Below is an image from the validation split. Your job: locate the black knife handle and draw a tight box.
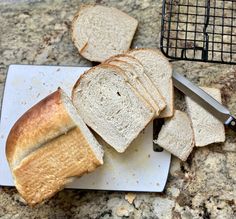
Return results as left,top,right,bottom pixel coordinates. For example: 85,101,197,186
226,116,236,132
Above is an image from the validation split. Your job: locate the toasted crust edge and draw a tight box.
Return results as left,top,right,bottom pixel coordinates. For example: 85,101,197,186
71,4,95,59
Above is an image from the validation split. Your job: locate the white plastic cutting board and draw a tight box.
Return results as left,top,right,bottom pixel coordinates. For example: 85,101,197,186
0,64,171,192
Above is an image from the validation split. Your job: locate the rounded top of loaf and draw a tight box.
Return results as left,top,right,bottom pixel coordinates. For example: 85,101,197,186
6,88,74,169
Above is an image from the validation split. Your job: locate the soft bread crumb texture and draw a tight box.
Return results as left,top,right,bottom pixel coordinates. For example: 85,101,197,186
72,64,155,153
106,59,161,116
71,5,138,62
156,110,194,161
104,54,166,111
128,49,174,118
186,87,225,147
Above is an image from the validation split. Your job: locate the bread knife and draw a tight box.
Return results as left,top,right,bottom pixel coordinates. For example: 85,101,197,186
172,71,236,132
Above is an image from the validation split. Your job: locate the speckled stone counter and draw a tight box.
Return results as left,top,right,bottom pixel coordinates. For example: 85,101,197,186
0,0,235,218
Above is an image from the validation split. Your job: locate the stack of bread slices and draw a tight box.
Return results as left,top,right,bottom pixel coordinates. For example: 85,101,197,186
6,5,225,206
72,48,174,153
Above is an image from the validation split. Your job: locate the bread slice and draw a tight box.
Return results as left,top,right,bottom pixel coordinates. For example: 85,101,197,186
105,59,161,116
105,54,166,113
155,110,194,161
186,87,225,147
71,5,138,62
127,49,174,118
72,64,155,153
6,88,104,205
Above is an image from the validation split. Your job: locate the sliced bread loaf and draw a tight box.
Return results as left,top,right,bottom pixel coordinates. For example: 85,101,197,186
186,87,225,147
6,88,104,205
72,64,155,153
71,5,138,62
105,59,161,116
128,49,174,118
105,54,166,112
155,110,194,161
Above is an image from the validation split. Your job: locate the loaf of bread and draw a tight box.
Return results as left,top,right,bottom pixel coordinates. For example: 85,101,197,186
186,87,225,147
72,64,155,153
155,110,194,161
6,88,104,205
128,49,174,118
71,5,138,62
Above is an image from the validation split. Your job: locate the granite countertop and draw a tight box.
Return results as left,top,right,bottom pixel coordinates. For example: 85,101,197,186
0,0,235,218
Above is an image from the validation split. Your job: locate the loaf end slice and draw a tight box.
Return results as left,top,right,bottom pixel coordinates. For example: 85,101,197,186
71,5,138,62
72,64,155,153
186,87,225,147
6,88,103,205
155,110,194,161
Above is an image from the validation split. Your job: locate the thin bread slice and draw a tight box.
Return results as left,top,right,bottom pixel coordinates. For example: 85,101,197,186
71,5,138,62
106,59,161,116
6,88,104,205
72,64,155,153
155,110,194,161
105,54,166,112
127,49,174,118
186,87,225,147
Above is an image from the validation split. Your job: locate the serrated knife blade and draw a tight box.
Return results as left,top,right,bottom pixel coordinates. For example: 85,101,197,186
172,71,236,132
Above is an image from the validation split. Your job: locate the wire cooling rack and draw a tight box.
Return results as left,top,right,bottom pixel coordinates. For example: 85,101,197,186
160,0,236,64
